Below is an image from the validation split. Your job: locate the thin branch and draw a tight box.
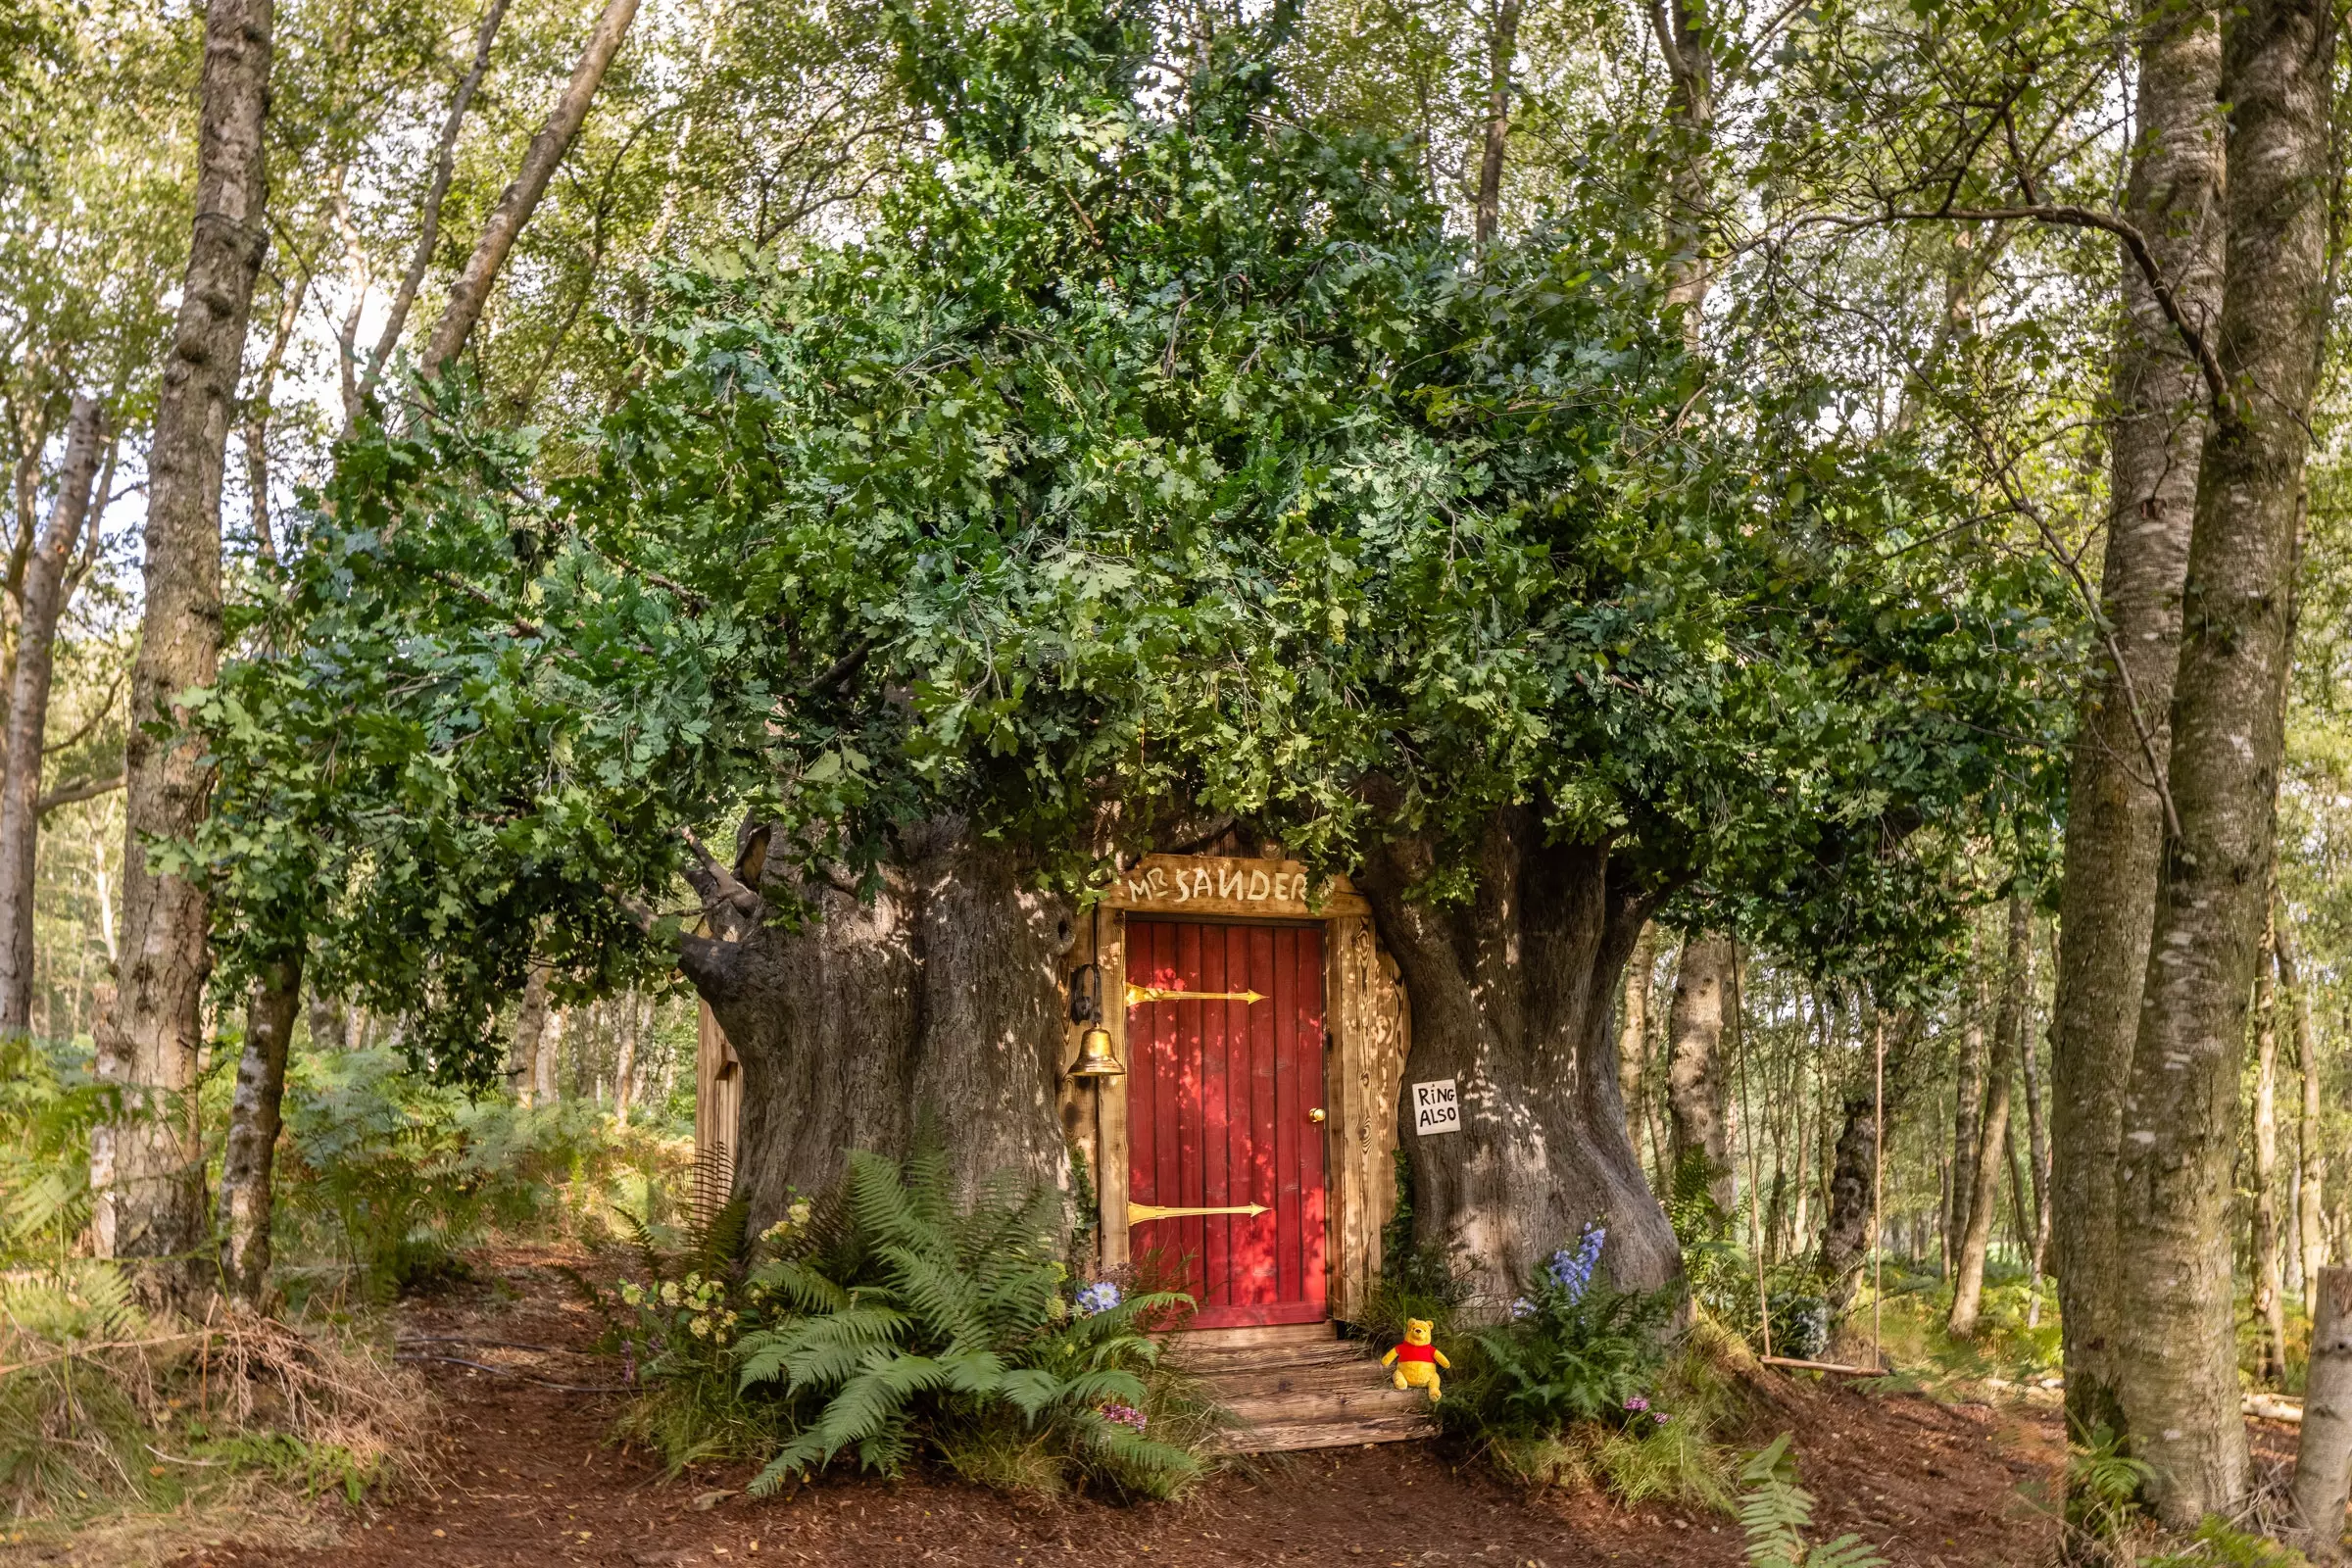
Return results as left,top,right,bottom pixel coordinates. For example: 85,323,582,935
37,771,123,816
1821,202,2231,421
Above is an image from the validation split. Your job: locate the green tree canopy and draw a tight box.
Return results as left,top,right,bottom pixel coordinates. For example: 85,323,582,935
185,0,2077,1080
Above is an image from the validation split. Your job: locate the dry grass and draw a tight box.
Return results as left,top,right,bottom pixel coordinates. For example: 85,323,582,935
0,1263,429,1558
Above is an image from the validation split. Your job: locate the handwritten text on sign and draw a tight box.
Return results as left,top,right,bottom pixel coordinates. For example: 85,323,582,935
1412,1079,1460,1137
1125,861,1315,907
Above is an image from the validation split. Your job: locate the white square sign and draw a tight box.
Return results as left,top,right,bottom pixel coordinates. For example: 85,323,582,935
1411,1078,1459,1136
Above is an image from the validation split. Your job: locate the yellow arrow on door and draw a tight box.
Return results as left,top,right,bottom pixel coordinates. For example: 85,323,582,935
1127,1201,1269,1226
1124,984,1265,1007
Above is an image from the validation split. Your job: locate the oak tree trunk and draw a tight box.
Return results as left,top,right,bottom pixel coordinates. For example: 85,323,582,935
2049,0,2224,1452
92,0,274,1296
2110,0,2333,1519
1951,895,2028,1337
1665,932,1737,1214
0,394,103,1032
677,819,1075,1238
1650,0,1713,340
1360,814,1680,1311
217,951,301,1305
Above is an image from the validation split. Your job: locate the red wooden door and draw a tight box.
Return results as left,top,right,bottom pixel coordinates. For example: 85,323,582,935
1125,919,1328,1328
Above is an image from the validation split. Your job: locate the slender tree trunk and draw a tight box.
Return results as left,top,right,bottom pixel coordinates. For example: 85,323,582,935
1817,1009,1920,1312
535,1005,564,1103
1951,895,2029,1336
1947,968,1987,1268
612,987,638,1126
1618,920,1657,1157
2022,996,2053,1279
2049,0,2225,1460
2111,0,2333,1520
1473,0,1524,244
1648,0,1713,339
2293,1267,2352,1559
512,964,549,1104
420,0,642,376
91,0,273,1297
2281,903,2329,1298
1666,932,1737,1213
2256,910,2289,1383
0,395,102,1032
355,0,511,411
1359,817,1679,1308
217,950,300,1305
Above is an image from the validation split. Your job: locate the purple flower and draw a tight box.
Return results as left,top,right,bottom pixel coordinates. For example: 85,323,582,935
1624,1396,1649,1412
1075,1281,1123,1315
1652,1411,1671,1425
1544,1222,1608,1302
1099,1401,1148,1432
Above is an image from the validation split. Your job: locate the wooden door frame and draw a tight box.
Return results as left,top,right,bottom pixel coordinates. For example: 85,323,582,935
1069,855,1408,1325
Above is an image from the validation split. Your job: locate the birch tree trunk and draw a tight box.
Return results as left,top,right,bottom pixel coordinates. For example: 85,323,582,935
420,0,642,375
512,964,549,1105
2282,905,2329,1298
2048,0,2225,1454
1666,932,1737,1213
91,0,274,1297
2293,1267,2352,1560
2111,0,2334,1519
1649,0,1712,337
1473,0,1523,245
217,952,301,1305
1618,920,1657,1158
0,394,103,1032
1817,1009,1920,1312
1946,969,1986,1268
612,989,638,1127
1950,895,2028,1337
2256,911,2289,1383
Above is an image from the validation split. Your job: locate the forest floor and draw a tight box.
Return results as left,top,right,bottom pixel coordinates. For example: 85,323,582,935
30,1245,2144,1568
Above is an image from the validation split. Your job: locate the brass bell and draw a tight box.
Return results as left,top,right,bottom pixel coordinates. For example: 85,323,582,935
1069,1024,1126,1079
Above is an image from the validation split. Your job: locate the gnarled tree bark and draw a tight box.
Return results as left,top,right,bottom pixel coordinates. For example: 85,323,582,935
1358,813,1680,1311
676,818,1075,1236
2110,0,2333,1519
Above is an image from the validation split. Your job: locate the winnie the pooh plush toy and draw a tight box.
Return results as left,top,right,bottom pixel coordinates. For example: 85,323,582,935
1382,1318,1450,1403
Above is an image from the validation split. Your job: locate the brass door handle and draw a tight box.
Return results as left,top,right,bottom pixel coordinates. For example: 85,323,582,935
1309,1107,1326,1123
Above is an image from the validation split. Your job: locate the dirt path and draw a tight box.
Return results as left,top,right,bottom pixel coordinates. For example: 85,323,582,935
166,1249,2064,1568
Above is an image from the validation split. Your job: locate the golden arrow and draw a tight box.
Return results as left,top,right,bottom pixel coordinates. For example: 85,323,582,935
1124,984,1265,1007
1127,1201,1269,1226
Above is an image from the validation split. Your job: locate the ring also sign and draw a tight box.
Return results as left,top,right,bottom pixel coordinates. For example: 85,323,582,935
1411,1078,1459,1136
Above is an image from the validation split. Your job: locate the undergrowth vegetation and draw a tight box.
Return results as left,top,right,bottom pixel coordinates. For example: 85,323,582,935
0,1032,686,1541
591,1147,1222,1501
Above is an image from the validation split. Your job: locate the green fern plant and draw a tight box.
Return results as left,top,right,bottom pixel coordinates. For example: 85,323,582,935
1738,1434,1886,1568
732,1147,1202,1496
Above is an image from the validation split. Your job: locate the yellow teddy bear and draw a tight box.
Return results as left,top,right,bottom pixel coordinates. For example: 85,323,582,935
1382,1317,1450,1402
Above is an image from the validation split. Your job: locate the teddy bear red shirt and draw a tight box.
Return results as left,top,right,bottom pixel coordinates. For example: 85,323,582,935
1391,1342,1437,1364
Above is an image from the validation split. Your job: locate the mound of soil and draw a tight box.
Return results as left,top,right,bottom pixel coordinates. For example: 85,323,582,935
164,1248,2063,1568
